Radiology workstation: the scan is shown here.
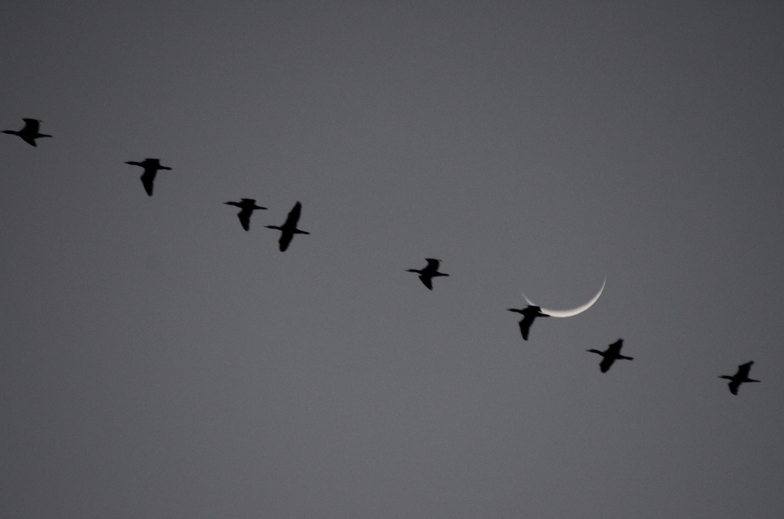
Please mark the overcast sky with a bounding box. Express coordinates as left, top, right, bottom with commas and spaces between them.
2, 2, 784, 518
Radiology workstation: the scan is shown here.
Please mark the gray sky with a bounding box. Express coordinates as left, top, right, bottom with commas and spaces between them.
2, 2, 783, 518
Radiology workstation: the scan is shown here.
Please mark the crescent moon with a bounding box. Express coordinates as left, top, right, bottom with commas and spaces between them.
521, 277, 606, 318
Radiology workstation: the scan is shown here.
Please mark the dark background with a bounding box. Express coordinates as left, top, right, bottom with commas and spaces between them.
2, 2, 783, 518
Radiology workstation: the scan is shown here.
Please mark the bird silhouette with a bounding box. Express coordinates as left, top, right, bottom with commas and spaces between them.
507, 305, 549, 341
225, 198, 267, 231
719, 361, 760, 395
586, 338, 633, 373
406, 258, 449, 290
2, 118, 52, 147
265, 201, 309, 251
124, 158, 172, 196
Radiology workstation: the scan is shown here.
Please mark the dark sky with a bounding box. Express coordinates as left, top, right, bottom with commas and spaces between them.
2, 2, 783, 518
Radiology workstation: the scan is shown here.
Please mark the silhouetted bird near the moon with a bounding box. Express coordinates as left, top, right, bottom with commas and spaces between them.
225, 198, 267, 231
265, 201, 309, 251
507, 305, 548, 341
406, 258, 449, 290
521, 277, 606, 318
586, 338, 633, 372
2, 118, 51, 147
719, 361, 760, 395
124, 158, 172, 196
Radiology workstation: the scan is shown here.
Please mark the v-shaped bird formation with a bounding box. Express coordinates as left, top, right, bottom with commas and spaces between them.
3, 116, 764, 396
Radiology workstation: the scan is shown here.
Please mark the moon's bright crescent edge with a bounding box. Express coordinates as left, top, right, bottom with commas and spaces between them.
521, 277, 606, 318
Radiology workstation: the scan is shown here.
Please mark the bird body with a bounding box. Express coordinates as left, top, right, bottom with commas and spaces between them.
586, 338, 633, 372
507, 305, 549, 341
265, 201, 309, 251
225, 198, 267, 231
719, 361, 760, 395
2, 118, 52, 147
124, 158, 172, 196
407, 258, 449, 290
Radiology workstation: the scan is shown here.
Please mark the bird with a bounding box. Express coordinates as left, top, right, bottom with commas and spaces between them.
225, 198, 267, 231
2, 118, 52, 147
406, 258, 449, 290
586, 338, 633, 373
265, 201, 309, 251
507, 305, 549, 341
124, 158, 172, 196
719, 361, 760, 395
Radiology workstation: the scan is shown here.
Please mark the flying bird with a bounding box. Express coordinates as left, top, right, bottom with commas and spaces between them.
225, 198, 267, 231
719, 361, 760, 395
265, 201, 309, 251
2, 118, 52, 147
507, 305, 549, 341
586, 338, 633, 373
124, 158, 172, 196
407, 258, 449, 290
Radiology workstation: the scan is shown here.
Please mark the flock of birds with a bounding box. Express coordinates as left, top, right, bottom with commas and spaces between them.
3, 117, 762, 395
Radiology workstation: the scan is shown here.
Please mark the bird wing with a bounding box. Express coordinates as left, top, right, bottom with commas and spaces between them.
278, 230, 293, 251
419, 259, 443, 278
737, 361, 753, 379
519, 314, 535, 340
607, 339, 623, 355
728, 380, 740, 395
140, 170, 156, 196
599, 356, 614, 373
22, 119, 40, 132
285, 202, 302, 226
238, 208, 251, 231
419, 275, 433, 290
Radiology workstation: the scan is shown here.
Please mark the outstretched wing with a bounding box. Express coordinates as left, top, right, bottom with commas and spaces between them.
425, 258, 441, 270
140, 169, 156, 196
22, 118, 40, 132
278, 230, 294, 251
599, 356, 614, 373
728, 380, 740, 395
419, 275, 433, 290
519, 314, 535, 341
607, 339, 623, 356
238, 208, 252, 231
285, 202, 302, 227
737, 361, 753, 379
